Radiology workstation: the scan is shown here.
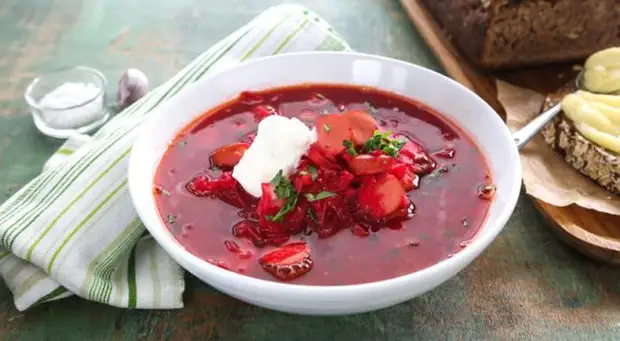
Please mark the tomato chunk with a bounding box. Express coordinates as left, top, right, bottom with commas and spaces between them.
315, 115, 352, 154
344, 111, 377, 145
390, 163, 419, 191
347, 155, 394, 176
210, 142, 249, 169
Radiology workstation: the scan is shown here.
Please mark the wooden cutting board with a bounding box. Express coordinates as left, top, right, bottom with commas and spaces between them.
400, 0, 620, 264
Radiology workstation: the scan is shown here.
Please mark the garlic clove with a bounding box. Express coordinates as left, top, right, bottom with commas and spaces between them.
118, 68, 149, 110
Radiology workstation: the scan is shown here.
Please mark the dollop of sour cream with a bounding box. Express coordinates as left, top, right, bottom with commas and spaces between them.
233, 115, 316, 197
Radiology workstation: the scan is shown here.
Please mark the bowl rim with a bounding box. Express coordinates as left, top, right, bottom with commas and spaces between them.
24, 65, 107, 111
129, 50, 522, 296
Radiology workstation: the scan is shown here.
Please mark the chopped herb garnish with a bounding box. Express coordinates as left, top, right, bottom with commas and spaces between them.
270, 170, 295, 199
178, 141, 188, 147
267, 170, 299, 222
308, 165, 318, 181
305, 191, 336, 202
322, 124, 331, 132
269, 194, 298, 222
425, 165, 450, 181
269, 170, 284, 186
307, 208, 319, 224
343, 140, 358, 156
167, 215, 177, 224
362, 130, 406, 157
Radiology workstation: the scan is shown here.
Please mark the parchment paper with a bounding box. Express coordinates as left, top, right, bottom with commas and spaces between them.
497, 80, 620, 215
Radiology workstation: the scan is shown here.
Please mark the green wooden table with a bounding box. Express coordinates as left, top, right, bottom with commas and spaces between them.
1, 1, 620, 340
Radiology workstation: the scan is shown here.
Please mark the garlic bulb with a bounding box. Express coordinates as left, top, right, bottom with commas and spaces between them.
117, 68, 149, 110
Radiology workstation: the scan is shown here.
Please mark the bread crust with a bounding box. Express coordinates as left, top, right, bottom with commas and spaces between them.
541, 88, 620, 195
419, 0, 620, 69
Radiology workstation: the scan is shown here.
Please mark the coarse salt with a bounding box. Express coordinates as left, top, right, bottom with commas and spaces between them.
37, 82, 105, 129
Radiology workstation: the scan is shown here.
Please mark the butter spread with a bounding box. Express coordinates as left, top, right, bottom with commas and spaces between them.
583, 47, 620, 94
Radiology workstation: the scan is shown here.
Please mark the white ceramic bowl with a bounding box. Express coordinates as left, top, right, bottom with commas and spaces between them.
128, 51, 521, 315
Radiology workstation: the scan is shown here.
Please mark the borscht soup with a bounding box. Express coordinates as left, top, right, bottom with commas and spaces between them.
154, 84, 494, 285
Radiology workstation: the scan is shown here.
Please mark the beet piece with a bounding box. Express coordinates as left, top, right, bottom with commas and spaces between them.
286, 202, 308, 235
232, 220, 266, 247
306, 168, 354, 195
256, 183, 290, 245
291, 161, 315, 193
390, 163, 420, 191
186, 172, 247, 208
186, 175, 213, 196
394, 135, 437, 175
224, 240, 241, 253
351, 224, 370, 237
309, 195, 352, 239
306, 143, 341, 170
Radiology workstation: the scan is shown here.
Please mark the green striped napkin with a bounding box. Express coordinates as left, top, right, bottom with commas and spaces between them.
0, 4, 350, 311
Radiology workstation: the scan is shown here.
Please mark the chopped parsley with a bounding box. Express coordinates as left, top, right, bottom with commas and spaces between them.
269, 194, 299, 223
270, 170, 295, 199
342, 140, 358, 156
322, 124, 331, 132
167, 215, 177, 224
362, 130, 406, 157
307, 208, 319, 224
267, 170, 299, 223
425, 165, 452, 182
308, 165, 318, 181
305, 191, 336, 202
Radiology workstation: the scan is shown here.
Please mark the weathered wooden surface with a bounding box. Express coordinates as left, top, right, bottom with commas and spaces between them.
1, 0, 620, 340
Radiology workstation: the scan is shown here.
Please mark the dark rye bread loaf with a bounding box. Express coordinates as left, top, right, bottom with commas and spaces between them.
541, 86, 620, 195
419, 0, 620, 69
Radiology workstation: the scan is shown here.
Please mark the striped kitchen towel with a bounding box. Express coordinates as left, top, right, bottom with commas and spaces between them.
0, 4, 350, 311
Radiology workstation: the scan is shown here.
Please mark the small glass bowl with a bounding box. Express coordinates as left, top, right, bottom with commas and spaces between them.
24, 66, 109, 139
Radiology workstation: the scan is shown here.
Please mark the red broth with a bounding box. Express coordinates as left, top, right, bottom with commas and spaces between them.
154, 84, 493, 285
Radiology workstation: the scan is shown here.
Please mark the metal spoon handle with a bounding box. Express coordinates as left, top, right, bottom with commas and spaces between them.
512, 103, 561, 150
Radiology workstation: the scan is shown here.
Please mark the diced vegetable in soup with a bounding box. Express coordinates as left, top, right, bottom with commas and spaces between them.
154, 84, 494, 285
